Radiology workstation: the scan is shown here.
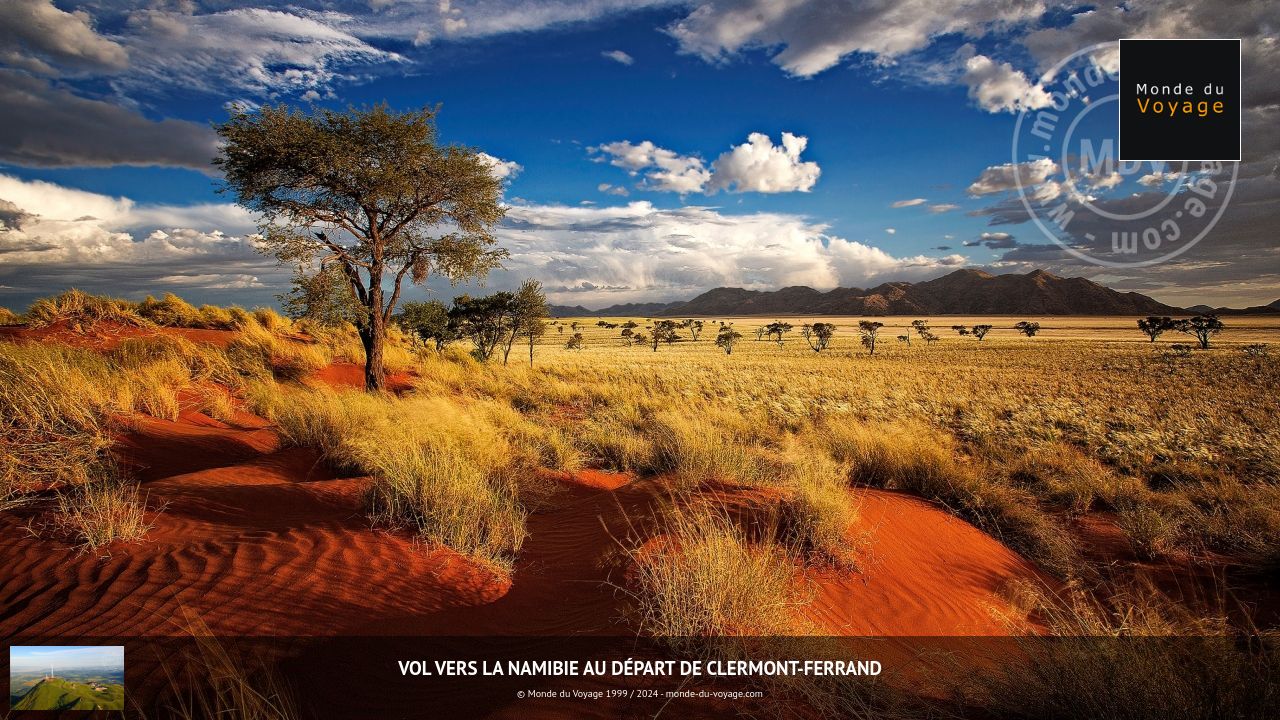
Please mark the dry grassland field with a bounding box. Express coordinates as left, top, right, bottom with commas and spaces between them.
1, 293, 1277, 718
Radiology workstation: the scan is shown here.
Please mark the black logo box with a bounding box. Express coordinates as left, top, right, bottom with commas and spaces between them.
1118, 38, 1241, 162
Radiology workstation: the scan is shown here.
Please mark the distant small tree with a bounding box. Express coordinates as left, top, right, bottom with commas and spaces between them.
1137, 316, 1175, 342
896, 334, 910, 346
858, 320, 884, 355
556, 324, 564, 334
764, 321, 793, 347
754, 326, 767, 342
650, 320, 679, 351
505, 279, 548, 366
972, 324, 993, 341
449, 292, 514, 362
397, 299, 454, 350
1014, 321, 1041, 337
1175, 314, 1224, 349
923, 331, 939, 345
565, 332, 584, 350
620, 327, 633, 343
688, 320, 704, 341
621, 320, 639, 330
715, 325, 743, 355
631, 331, 649, 347
800, 322, 835, 352
952, 324, 970, 336
911, 319, 930, 341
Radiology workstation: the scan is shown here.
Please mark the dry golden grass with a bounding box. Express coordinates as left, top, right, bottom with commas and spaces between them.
625, 505, 812, 640
52, 475, 154, 553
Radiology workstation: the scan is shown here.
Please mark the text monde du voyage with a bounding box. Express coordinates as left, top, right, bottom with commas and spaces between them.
1134, 82, 1228, 118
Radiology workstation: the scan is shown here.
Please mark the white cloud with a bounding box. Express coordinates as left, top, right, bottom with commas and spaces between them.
601, 49, 634, 65
960, 52, 1053, 114
885, 228, 896, 234
928, 203, 960, 213
594, 132, 820, 194
117, 7, 403, 98
666, 0, 1046, 78
597, 183, 629, 196
967, 158, 1059, 196
0, 0, 128, 75
0, 174, 271, 302
591, 140, 711, 194
891, 198, 927, 208
477, 152, 522, 181
709, 132, 820, 193
496, 201, 966, 305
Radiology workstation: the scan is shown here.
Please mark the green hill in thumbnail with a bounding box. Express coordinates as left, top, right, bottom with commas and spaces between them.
11, 677, 124, 711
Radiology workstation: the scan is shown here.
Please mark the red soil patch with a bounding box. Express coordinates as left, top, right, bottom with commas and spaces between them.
310, 361, 416, 393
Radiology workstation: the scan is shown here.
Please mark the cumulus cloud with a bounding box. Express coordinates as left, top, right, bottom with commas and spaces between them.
978, 231, 1016, 248
0, 70, 219, 170
593, 132, 819, 194
891, 198, 927, 208
0, 0, 128, 75
709, 132, 820, 193
597, 183, 629, 196
477, 152, 523, 181
967, 158, 1059, 196
666, 0, 1046, 78
591, 140, 711, 194
496, 200, 968, 305
960, 51, 1053, 113
601, 49, 634, 65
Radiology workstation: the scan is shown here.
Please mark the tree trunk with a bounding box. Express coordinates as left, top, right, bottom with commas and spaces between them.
363, 287, 387, 392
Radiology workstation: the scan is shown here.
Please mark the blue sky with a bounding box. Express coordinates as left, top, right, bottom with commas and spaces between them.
0, 1, 1277, 309
9, 645, 124, 671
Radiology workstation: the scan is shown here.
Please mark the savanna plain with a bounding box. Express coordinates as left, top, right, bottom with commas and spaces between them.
1, 291, 1277, 719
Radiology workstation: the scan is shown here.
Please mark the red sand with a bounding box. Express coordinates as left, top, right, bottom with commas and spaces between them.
311, 361, 416, 394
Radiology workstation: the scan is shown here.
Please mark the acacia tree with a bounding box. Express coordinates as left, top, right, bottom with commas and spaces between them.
688, 320, 704, 341
397, 299, 454, 350
650, 320, 679, 351
911, 319, 930, 341
800, 322, 836, 352
858, 320, 883, 355
972, 324, 993, 341
1014, 321, 1041, 337
716, 325, 743, 355
449, 293, 514, 361
1137, 316, 1174, 342
217, 104, 507, 391
1176, 314, 1224, 349
764, 321, 793, 346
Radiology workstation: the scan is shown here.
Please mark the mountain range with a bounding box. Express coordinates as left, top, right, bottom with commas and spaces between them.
549, 269, 1256, 317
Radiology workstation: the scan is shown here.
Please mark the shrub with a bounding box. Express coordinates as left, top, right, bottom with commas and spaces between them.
252, 307, 292, 334
0, 307, 20, 326
137, 293, 204, 328
627, 507, 810, 640
0, 342, 112, 496
52, 473, 154, 552
25, 289, 148, 330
